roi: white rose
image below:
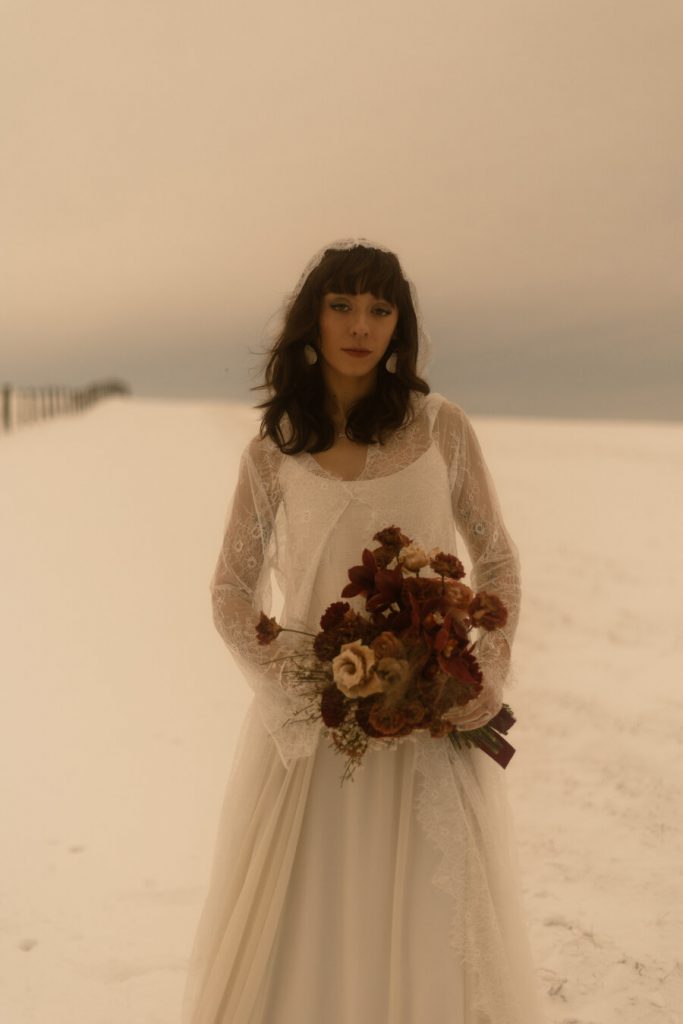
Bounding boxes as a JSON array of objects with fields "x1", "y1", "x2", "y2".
[
  {"x1": 332, "y1": 642, "x2": 384, "y2": 698},
  {"x1": 398, "y1": 542, "x2": 429, "y2": 571}
]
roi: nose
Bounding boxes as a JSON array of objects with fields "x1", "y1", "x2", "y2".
[{"x1": 350, "y1": 312, "x2": 370, "y2": 337}]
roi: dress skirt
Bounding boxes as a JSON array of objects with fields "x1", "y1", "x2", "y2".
[{"x1": 181, "y1": 697, "x2": 543, "y2": 1024}]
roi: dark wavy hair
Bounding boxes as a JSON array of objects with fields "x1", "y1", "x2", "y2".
[{"x1": 252, "y1": 243, "x2": 430, "y2": 454}]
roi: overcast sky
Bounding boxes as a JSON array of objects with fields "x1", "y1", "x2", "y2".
[{"x1": 2, "y1": 0, "x2": 681, "y2": 420}]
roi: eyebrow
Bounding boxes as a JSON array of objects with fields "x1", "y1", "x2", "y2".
[{"x1": 329, "y1": 293, "x2": 395, "y2": 305}]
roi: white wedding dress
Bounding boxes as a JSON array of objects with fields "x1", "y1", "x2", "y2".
[{"x1": 181, "y1": 391, "x2": 544, "y2": 1024}]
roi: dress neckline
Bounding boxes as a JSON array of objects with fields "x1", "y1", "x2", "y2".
[
  {"x1": 305, "y1": 444, "x2": 370, "y2": 482},
  {"x1": 299, "y1": 439, "x2": 438, "y2": 484},
  {"x1": 285, "y1": 392, "x2": 438, "y2": 484}
]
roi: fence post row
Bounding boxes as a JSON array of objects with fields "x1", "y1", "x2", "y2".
[{"x1": 1, "y1": 379, "x2": 130, "y2": 432}]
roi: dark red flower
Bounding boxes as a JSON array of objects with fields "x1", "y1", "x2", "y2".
[
  {"x1": 437, "y1": 645, "x2": 483, "y2": 688},
  {"x1": 320, "y1": 684, "x2": 348, "y2": 728},
  {"x1": 373, "y1": 526, "x2": 412, "y2": 553},
  {"x1": 368, "y1": 701, "x2": 407, "y2": 736},
  {"x1": 313, "y1": 630, "x2": 342, "y2": 661},
  {"x1": 468, "y1": 591, "x2": 508, "y2": 630},
  {"x1": 429, "y1": 551, "x2": 466, "y2": 580},
  {"x1": 255, "y1": 611, "x2": 282, "y2": 645},
  {"x1": 341, "y1": 548, "x2": 378, "y2": 599},
  {"x1": 384, "y1": 606, "x2": 412, "y2": 633},
  {"x1": 401, "y1": 700, "x2": 426, "y2": 726},
  {"x1": 366, "y1": 566, "x2": 404, "y2": 612},
  {"x1": 320, "y1": 601, "x2": 351, "y2": 631},
  {"x1": 403, "y1": 575, "x2": 444, "y2": 605},
  {"x1": 355, "y1": 698, "x2": 385, "y2": 737},
  {"x1": 371, "y1": 544, "x2": 396, "y2": 569}
]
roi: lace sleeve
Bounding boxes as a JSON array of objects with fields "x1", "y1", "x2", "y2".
[
  {"x1": 209, "y1": 436, "x2": 279, "y2": 679},
  {"x1": 209, "y1": 435, "x2": 321, "y2": 765},
  {"x1": 434, "y1": 398, "x2": 522, "y2": 701}
]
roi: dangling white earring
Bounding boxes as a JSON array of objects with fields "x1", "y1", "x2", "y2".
[
  {"x1": 303, "y1": 343, "x2": 318, "y2": 365},
  {"x1": 385, "y1": 351, "x2": 398, "y2": 374}
]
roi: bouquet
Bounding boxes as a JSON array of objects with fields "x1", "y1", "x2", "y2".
[{"x1": 256, "y1": 525, "x2": 516, "y2": 784}]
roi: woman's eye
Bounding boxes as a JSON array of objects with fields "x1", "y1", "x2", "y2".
[{"x1": 329, "y1": 302, "x2": 392, "y2": 316}]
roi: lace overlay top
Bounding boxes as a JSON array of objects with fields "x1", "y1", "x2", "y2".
[{"x1": 209, "y1": 391, "x2": 521, "y2": 769}]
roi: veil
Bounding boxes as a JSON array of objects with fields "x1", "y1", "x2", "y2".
[{"x1": 279, "y1": 236, "x2": 434, "y2": 378}]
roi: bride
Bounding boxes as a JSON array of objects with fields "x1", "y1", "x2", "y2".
[{"x1": 181, "y1": 238, "x2": 545, "y2": 1023}]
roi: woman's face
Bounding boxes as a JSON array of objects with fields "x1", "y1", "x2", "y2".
[{"x1": 317, "y1": 291, "x2": 399, "y2": 382}]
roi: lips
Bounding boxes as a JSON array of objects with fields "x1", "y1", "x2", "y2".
[{"x1": 342, "y1": 348, "x2": 371, "y2": 355}]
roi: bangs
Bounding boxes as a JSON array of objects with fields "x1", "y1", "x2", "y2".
[{"x1": 318, "y1": 246, "x2": 404, "y2": 306}]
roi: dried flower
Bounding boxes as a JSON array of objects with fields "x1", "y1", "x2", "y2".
[
  {"x1": 401, "y1": 699, "x2": 426, "y2": 726},
  {"x1": 443, "y1": 579, "x2": 475, "y2": 620},
  {"x1": 320, "y1": 601, "x2": 351, "y2": 631},
  {"x1": 332, "y1": 642, "x2": 383, "y2": 699},
  {"x1": 341, "y1": 548, "x2": 378, "y2": 599},
  {"x1": 368, "y1": 701, "x2": 407, "y2": 736},
  {"x1": 255, "y1": 611, "x2": 282, "y2": 645},
  {"x1": 468, "y1": 591, "x2": 508, "y2": 630},
  {"x1": 403, "y1": 575, "x2": 443, "y2": 604},
  {"x1": 366, "y1": 566, "x2": 404, "y2": 612},
  {"x1": 371, "y1": 631, "x2": 406, "y2": 660},
  {"x1": 371, "y1": 544, "x2": 396, "y2": 569},
  {"x1": 398, "y1": 542, "x2": 429, "y2": 571},
  {"x1": 321, "y1": 684, "x2": 348, "y2": 728},
  {"x1": 437, "y1": 645, "x2": 483, "y2": 688},
  {"x1": 374, "y1": 657, "x2": 411, "y2": 694},
  {"x1": 429, "y1": 550, "x2": 466, "y2": 580},
  {"x1": 373, "y1": 526, "x2": 412, "y2": 553}
]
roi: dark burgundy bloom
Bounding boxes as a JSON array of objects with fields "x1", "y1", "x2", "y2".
[
  {"x1": 341, "y1": 548, "x2": 378, "y2": 599},
  {"x1": 366, "y1": 566, "x2": 404, "y2": 612},
  {"x1": 368, "y1": 701, "x2": 407, "y2": 736},
  {"x1": 469, "y1": 591, "x2": 508, "y2": 630},
  {"x1": 384, "y1": 606, "x2": 412, "y2": 633},
  {"x1": 429, "y1": 551, "x2": 466, "y2": 580},
  {"x1": 403, "y1": 575, "x2": 444, "y2": 605},
  {"x1": 321, "y1": 684, "x2": 348, "y2": 728},
  {"x1": 320, "y1": 601, "x2": 351, "y2": 631},
  {"x1": 373, "y1": 526, "x2": 412, "y2": 553},
  {"x1": 437, "y1": 645, "x2": 484, "y2": 688},
  {"x1": 401, "y1": 700, "x2": 426, "y2": 727},
  {"x1": 313, "y1": 630, "x2": 343, "y2": 661},
  {"x1": 355, "y1": 698, "x2": 385, "y2": 737},
  {"x1": 255, "y1": 611, "x2": 282, "y2": 646},
  {"x1": 371, "y1": 544, "x2": 396, "y2": 569}
]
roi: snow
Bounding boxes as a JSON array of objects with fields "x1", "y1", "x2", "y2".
[{"x1": 1, "y1": 395, "x2": 682, "y2": 1023}]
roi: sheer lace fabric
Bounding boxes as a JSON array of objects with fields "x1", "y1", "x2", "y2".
[
  {"x1": 193, "y1": 391, "x2": 543, "y2": 1023},
  {"x1": 209, "y1": 391, "x2": 521, "y2": 764}
]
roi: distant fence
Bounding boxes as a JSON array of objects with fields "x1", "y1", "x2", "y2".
[{"x1": 1, "y1": 378, "x2": 131, "y2": 432}]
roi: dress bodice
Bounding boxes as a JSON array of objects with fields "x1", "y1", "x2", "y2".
[{"x1": 277, "y1": 441, "x2": 457, "y2": 632}]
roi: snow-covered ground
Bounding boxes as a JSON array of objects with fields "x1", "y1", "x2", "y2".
[{"x1": 1, "y1": 395, "x2": 681, "y2": 1024}]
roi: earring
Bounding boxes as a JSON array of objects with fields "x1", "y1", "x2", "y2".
[
  {"x1": 303, "y1": 343, "x2": 318, "y2": 365},
  {"x1": 385, "y1": 351, "x2": 398, "y2": 374}
]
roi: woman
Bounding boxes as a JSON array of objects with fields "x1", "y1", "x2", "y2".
[{"x1": 181, "y1": 238, "x2": 544, "y2": 1023}]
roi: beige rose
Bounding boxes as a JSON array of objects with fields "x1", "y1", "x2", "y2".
[
  {"x1": 332, "y1": 642, "x2": 383, "y2": 699},
  {"x1": 398, "y1": 542, "x2": 429, "y2": 571},
  {"x1": 443, "y1": 579, "x2": 474, "y2": 620}
]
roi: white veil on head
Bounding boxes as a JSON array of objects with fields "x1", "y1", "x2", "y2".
[{"x1": 282, "y1": 236, "x2": 434, "y2": 378}]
